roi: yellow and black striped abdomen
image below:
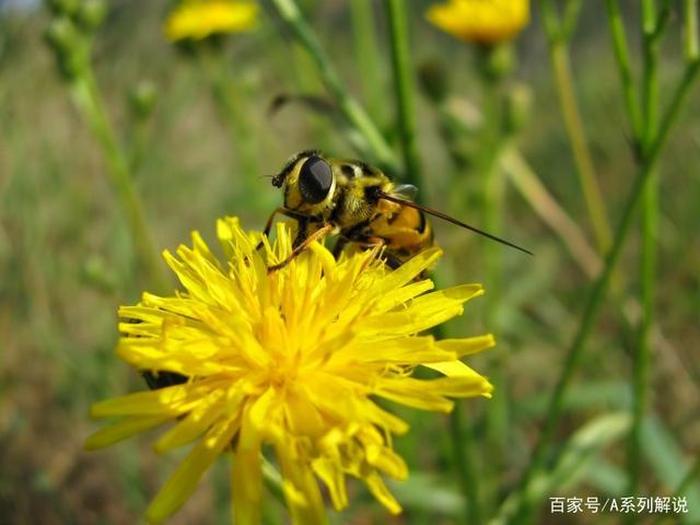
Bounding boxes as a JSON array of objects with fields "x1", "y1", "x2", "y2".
[{"x1": 366, "y1": 205, "x2": 434, "y2": 268}]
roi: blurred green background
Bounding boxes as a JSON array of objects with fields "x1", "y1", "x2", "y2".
[{"x1": 0, "y1": 1, "x2": 698, "y2": 524}]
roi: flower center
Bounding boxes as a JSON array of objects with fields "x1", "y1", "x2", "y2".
[{"x1": 266, "y1": 354, "x2": 300, "y2": 390}]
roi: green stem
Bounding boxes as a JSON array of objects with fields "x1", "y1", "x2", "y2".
[
  {"x1": 686, "y1": 0, "x2": 699, "y2": 61},
  {"x1": 650, "y1": 59, "x2": 700, "y2": 170},
  {"x1": 349, "y1": 0, "x2": 385, "y2": 121},
  {"x1": 561, "y1": 0, "x2": 584, "y2": 40},
  {"x1": 504, "y1": 59, "x2": 700, "y2": 524},
  {"x1": 474, "y1": 52, "x2": 507, "y2": 320},
  {"x1": 476, "y1": 50, "x2": 509, "y2": 521},
  {"x1": 69, "y1": 71, "x2": 168, "y2": 293},
  {"x1": 629, "y1": 172, "x2": 657, "y2": 496},
  {"x1": 540, "y1": 0, "x2": 612, "y2": 254},
  {"x1": 604, "y1": 0, "x2": 644, "y2": 144},
  {"x1": 385, "y1": 0, "x2": 421, "y2": 186},
  {"x1": 538, "y1": 0, "x2": 561, "y2": 41},
  {"x1": 548, "y1": 37, "x2": 613, "y2": 253},
  {"x1": 449, "y1": 404, "x2": 482, "y2": 525},
  {"x1": 641, "y1": 0, "x2": 660, "y2": 148},
  {"x1": 629, "y1": 0, "x2": 660, "y2": 504},
  {"x1": 270, "y1": 0, "x2": 398, "y2": 171}
]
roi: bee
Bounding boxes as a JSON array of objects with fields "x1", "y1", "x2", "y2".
[{"x1": 263, "y1": 150, "x2": 531, "y2": 271}]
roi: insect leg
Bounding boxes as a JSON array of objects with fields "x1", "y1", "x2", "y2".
[
  {"x1": 351, "y1": 237, "x2": 386, "y2": 250},
  {"x1": 256, "y1": 207, "x2": 309, "y2": 251},
  {"x1": 267, "y1": 223, "x2": 334, "y2": 273}
]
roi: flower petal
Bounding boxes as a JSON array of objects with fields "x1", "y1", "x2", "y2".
[
  {"x1": 84, "y1": 415, "x2": 170, "y2": 450},
  {"x1": 90, "y1": 385, "x2": 193, "y2": 418},
  {"x1": 232, "y1": 442, "x2": 263, "y2": 525},
  {"x1": 145, "y1": 417, "x2": 239, "y2": 523},
  {"x1": 336, "y1": 336, "x2": 455, "y2": 365},
  {"x1": 365, "y1": 472, "x2": 402, "y2": 514},
  {"x1": 312, "y1": 457, "x2": 348, "y2": 510},
  {"x1": 276, "y1": 441, "x2": 326, "y2": 525},
  {"x1": 436, "y1": 334, "x2": 496, "y2": 356}
]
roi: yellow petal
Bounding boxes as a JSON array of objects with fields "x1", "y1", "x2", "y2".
[
  {"x1": 365, "y1": 444, "x2": 408, "y2": 480},
  {"x1": 375, "y1": 377, "x2": 454, "y2": 412},
  {"x1": 337, "y1": 336, "x2": 455, "y2": 365},
  {"x1": 284, "y1": 386, "x2": 326, "y2": 438},
  {"x1": 84, "y1": 415, "x2": 170, "y2": 450},
  {"x1": 426, "y1": 376, "x2": 495, "y2": 399},
  {"x1": 154, "y1": 389, "x2": 237, "y2": 453},
  {"x1": 365, "y1": 472, "x2": 402, "y2": 514},
  {"x1": 312, "y1": 457, "x2": 348, "y2": 510},
  {"x1": 357, "y1": 303, "x2": 463, "y2": 336},
  {"x1": 276, "y1": 442, "x2": 327, "y2": 525},
  {"x1": 90, "y1": 385, "x2": 192, "y2": 418},
  {"x1": 308, "y1": 241, "x2": 337, "y2": 281},
  {"x1": 423, "y1": 359, "x2": 483, "y2": 379},
  {"x1": 164, "y1": 1, "x2": 258, "y2": 42},
  {"x1": 191, "y1": 231, "x2": 219, "y2": 268},
  {"x1": 373, "y1": 278, "x2": 434, "y2": 312},
  {"x1": 436, "y1": 334, "x2": 496, "y2": 356},
  {"x1": 408, "y1": 283, "x2": 484, "y2": 310},
  {"x1": 355, "y1": 283, "x2": 483, "y2": 337},
  {"x1": 426, "y1": 0, "x2": 530, "y2": 44},
  {"x1": 247, "y1": 388, "x2": 278, "y2": 443},
  {"x1": 145, "y1": 417, "x2": 239, "y2": 523},
  {"x1": 361, "y1": 400, "x2": 410, "y2": 435},
  {"x1": 232, "y1": 443, "x2": 263, "y2": 525},
  {"x1": 371, "y1": 247, "x2": 442, "y2": 295}
]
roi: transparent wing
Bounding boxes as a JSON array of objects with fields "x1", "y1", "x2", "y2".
[{"x1": 391, "y1": 184, "x2": 418, "y2": 201}]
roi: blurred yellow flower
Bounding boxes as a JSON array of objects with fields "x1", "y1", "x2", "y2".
[
  {"x1": 426, "y1": 0, "x2": 530, "y2": 44},
  {"x1": 164, "y1": 0, "x2": 258, "y2": 42},
  {"x1": 86, "y1": 217, "x2": 494, "y2": 524}
]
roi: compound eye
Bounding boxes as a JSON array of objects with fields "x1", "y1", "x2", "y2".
[{"x1": 298, "y1": 156, "x2": 333, "y2": 204}]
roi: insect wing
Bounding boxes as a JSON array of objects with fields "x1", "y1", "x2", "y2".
[{"x1": 391, "y1": 184, "x2": 419, "y2": 201}]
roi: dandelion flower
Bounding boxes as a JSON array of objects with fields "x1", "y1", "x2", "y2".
[
  {"x1": 86, "y1": 217, "x2": 495, "y2": 524},
  {"x1": 164, "y1": 0, "x2": 258, "y2": 42},
  {"x1": 426, "y1": 0, "x2": 530, "y2": 44}
]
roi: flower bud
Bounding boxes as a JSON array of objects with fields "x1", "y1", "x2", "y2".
[
  {"x1": 44, "y1": 16, "x2": 80, "y2": 54},
  {"x1": 44, "y1": 17, "x2": 86, "y2": 80},
  {"x1": 76, "y1": 0, "x2": 108, "y2": 32},
  {"x1": 81, "y1": 255, "x2": 118, "y2": 294},
  {"x1": 476, "y1": 43, "x2": 514, "y2": 81},
  {"x1": 128, "y1": 81, "x2": 158, "y2": 120},
  {"x1": 46, "y1": 0, "x2": 80, "y2": 17}
]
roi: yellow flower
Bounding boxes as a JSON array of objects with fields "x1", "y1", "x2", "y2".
[
  {"x1": 426, "y1": 0, "x2": 530, "y2": 44},
  {"x1": 86, "y1": 217, "x2": 494, "y2": 524},
  {"x1": 164, "y1": 0, "x2": 258, "y2": 42}
]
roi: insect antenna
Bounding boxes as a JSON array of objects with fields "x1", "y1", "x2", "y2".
[{"x1": 378, "y1": 192, "x2": 534, "y2": 256}]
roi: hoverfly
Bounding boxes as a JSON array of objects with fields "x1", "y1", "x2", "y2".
[
  {"x1": 263, "y1": 150, "x2": 531, "y2": 271},
  {"x1": 139, "y1": 151, "x2": 529, "y2": 391}
]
